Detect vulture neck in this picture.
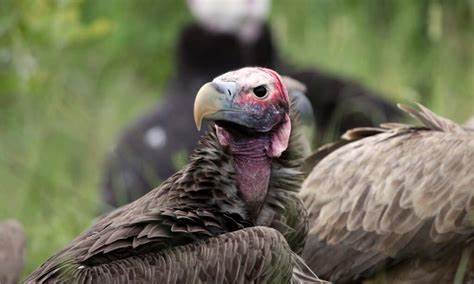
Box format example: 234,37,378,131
227,133,272,221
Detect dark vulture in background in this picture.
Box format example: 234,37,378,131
300,104,474,283
27,68,324,283
0,219,26,284
102,0,402,210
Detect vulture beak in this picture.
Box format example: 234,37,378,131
193,81,241,131
194,77,288,133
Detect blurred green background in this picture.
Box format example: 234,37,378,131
0,0,472,276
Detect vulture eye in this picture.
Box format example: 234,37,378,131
252,85,267,98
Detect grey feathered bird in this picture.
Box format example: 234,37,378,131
27,67,324,283
300,103,474,283
0,219,26,284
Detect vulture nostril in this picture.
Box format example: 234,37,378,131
213,81,237,98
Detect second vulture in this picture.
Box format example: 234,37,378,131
0,219,26,284
27,67,323,283
300,104,474,283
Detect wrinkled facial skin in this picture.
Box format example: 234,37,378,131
194,67,292,157
212,67,289,132
193,67,292,217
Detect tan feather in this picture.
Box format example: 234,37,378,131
300,103,474,283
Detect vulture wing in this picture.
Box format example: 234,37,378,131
28,67,318,283
28,127,311,283
30,227,324,284
300,104,474,282
0,219,26,284
27,132,248,282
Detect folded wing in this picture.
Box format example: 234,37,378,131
300,104,474,282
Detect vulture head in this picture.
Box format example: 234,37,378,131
194,67,291,216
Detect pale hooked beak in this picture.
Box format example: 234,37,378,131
193,81,239,131
194,83,221,131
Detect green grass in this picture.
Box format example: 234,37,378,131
0,0,472,277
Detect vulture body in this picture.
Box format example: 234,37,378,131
102,20,402,211
27,68,323,283
0,219,26,284
300,104,474,283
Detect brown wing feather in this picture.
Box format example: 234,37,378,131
300,104,474,282
28,108,310,283
365,244,474,284
398,103,465,133
31,227,325,284
27,132,248,282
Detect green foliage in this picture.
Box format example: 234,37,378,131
272,0,473,119
0,0,472,277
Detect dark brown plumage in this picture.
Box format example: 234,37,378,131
27,68,323,283
300,104,474,283
101,21,402,211
0,219,26,284
33,227,320,283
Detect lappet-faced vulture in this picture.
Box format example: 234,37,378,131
0,219,26,284
101,0,402,211
27,67,325,283
300,104,474,283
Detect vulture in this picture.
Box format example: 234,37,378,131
27,67,324,283
101,0,402,211
0,219,26,284
300,103,474,283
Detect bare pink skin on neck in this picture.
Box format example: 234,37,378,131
232,136,272,220
216,126,272,220
215,115,291,220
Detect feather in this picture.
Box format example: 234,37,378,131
301,103,474,282
27,80,317,283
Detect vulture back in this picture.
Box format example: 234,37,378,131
300,104,474,283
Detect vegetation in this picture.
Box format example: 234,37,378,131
0,0,472,276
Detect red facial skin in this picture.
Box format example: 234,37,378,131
259,67,289,103
231,67,289,119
